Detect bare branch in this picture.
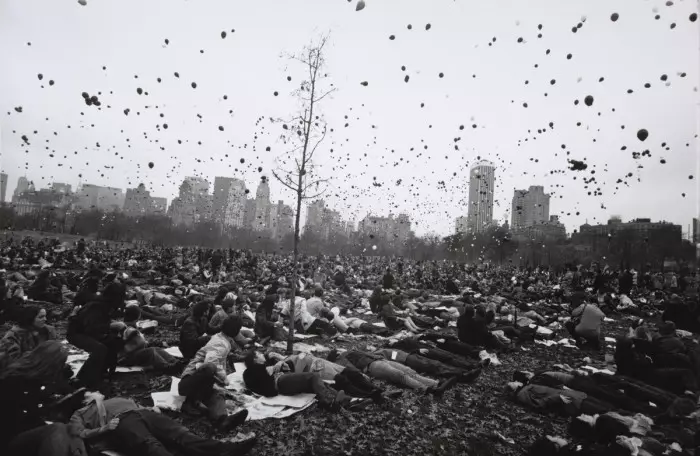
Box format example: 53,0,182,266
302,178,330,193
271,170,298,193
313,88,337,104
306,128,327,163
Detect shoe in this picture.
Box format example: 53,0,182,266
459,368,482,383
370,389,385,404
347,398,374,411
330,390,350,412
431,376,459,397
217,409,249,432
223,434,257,456
384,389,403,399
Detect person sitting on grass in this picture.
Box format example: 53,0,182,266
565,300,605,350
0,305,56,365
179,300,212,360
178,316,249,432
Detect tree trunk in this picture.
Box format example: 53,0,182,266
286,186,304,354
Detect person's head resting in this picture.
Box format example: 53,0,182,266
0,340,67,381
327,348,340,363
658,321,677,337
242,350,277,397
191,300,211,320
314,287,324,298
221,315,243,339
16,305,47,330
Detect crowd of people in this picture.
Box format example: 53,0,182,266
0,234,698,456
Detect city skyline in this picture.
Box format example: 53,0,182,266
1,1,697,237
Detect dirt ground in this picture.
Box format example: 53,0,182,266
9,299,634,456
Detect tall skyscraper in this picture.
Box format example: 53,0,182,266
223,179,247,228
12,176,30,202
466,160,495,233
212,177,235,223
693,218,699,243
305,200,325,234
253,178,271,231
511,185,551,231
0,173,7,203
124,184,152,216
169,177,211,226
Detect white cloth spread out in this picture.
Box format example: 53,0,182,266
152,367,317,421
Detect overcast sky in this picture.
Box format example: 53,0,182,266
1,0,698,236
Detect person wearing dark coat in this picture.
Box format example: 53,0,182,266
382,269,394,289
179,300,212,360
66,283,126,389
255,294,283,341
0,341,82,456
457,306,506,350
26,270,62,304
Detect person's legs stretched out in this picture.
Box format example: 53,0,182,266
136,409,256,456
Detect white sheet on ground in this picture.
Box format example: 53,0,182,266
373,322,386,328
156,373,316,421
269,341,330,353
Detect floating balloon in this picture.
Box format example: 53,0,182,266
356,0,365,11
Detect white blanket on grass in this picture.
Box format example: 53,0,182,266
151,363,316,421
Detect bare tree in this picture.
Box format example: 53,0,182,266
272,35,334,354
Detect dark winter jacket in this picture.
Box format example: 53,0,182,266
179,316,210,360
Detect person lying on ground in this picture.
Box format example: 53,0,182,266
112,314,182,374
514,370,658,415
68,391,254,456
0,305,57,366
327,349,458,396
280,289,337,336
179,300,212,360
67,283,126,389
564,300,605,350
373,347,483,382
266,351,385,402
335,315,393,336
507,380,616,417
242,351,353,412
0,341,77,456
390,337,483,370
420,332,484,359
178,316,250,432
305,287,352,333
